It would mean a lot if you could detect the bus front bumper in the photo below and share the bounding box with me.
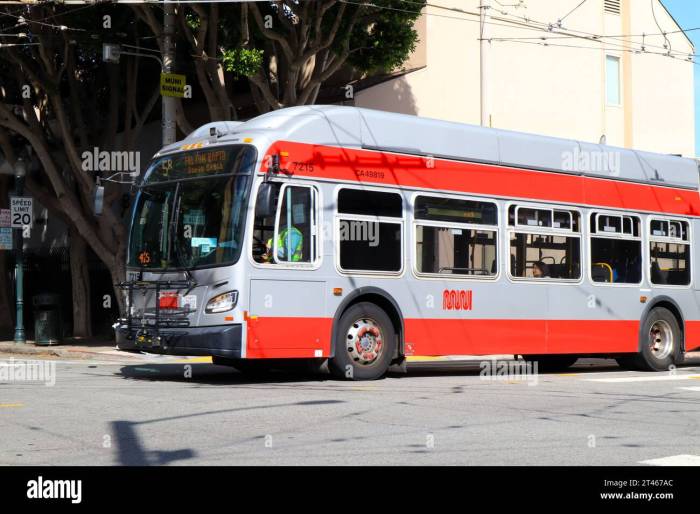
[115,324,243,358]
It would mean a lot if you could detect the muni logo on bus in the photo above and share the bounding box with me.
[443,289,473,311]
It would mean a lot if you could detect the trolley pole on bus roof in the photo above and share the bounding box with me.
[479,0,490,128]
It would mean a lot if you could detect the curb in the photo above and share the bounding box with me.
[0,343,123,361]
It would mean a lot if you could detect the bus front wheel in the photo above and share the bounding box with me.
[329,302,396,381]
[616,307,682,371]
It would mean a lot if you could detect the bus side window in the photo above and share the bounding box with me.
[509,232,581,280]
[589,213,642,284]
[649,218,690,286]
[337,188,403,273]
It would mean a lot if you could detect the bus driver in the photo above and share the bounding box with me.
[262,226,303,263]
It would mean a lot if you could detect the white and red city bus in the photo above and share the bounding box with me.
[116,106,700,379]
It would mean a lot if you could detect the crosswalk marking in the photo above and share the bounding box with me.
[639,455,700,466]
[587,374,700,383]
[677,386,700,392]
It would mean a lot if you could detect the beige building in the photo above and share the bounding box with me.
[355,0,696,157]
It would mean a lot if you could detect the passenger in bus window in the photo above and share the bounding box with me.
[532,261,550,278]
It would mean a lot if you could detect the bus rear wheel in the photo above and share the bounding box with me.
[329,302,396,381]
[522,354,578,372]
[616,307,682,371]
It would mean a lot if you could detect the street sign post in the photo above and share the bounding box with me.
[0,209,11,250]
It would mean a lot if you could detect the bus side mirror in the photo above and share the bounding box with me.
[94,184,105,216]
[257,182,276,218]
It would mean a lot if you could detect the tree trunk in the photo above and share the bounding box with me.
[69,227,92,337]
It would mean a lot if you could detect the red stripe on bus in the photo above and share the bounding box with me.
[246,317,332,358]
[245,316,700,359]
[684,320,700,352]
[404,318,640,356]
[265,141,700,216]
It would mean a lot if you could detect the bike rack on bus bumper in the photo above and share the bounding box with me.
[116,278,197,351]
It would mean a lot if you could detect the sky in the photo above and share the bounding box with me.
[662,1,700,157]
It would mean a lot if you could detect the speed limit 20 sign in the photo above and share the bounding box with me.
[10,196,33,228]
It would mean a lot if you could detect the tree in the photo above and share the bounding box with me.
[0,5,161,335]
[132,0,424,126]
[0,1,425,337]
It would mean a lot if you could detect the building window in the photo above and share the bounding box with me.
[337,188,403,273]
[606,55,621,106]
[649,218,690,286]
[604,0,621,15]
[589,213,642,284]
[414,195,498,277]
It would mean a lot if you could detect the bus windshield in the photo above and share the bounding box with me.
[128,145,256,270]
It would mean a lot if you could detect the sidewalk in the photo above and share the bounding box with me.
[0,339,139,361]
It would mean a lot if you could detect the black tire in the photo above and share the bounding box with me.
[617,307,682,371]
[329,302,396,381]
[522,354,578,372]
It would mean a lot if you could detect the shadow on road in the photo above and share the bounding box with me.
[110,399,346,464]
[115,355,700,385]
[117,362,331,385]
[111,420,196,465]
[405,356,700,378]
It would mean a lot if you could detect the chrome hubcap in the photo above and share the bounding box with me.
[648,320,673,360]
[346,318,384,365]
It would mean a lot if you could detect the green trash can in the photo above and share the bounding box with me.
[33,293,63,346]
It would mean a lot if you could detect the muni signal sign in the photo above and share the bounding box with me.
[160,73,187,98]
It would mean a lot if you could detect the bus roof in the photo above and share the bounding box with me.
[165,105,700,190]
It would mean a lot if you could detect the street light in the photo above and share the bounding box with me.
[14,157,26,344]
[101,42,175,146]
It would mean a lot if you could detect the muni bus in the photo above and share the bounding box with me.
[115,105,700,380]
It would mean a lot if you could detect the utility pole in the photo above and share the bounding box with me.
[162,1,177,146]
[13,157,26,344]
[479,0,490,127]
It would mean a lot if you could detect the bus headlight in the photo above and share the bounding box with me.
[205,291,238,313]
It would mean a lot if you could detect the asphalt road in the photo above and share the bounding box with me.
[2,354,700,466]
